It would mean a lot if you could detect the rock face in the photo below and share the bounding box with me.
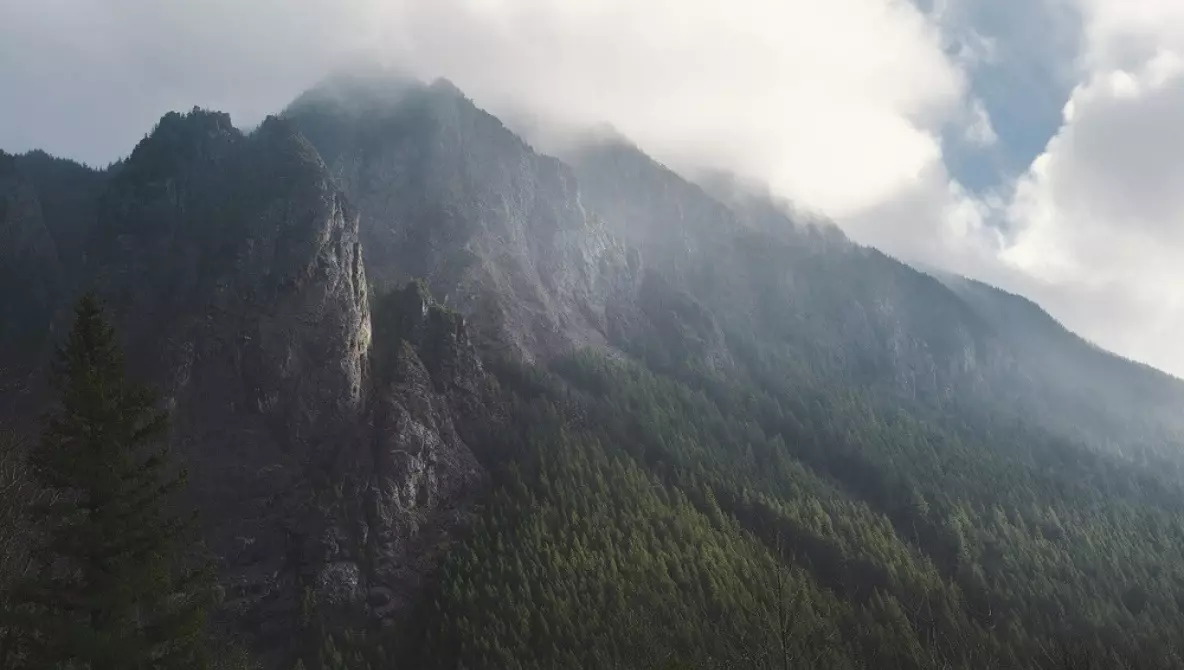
[74,110,372,656]
[90,110,370,462]
[354,282,487,625]
[256,282,490,666]
[285,74,639,361]
[0,104,499,665]
[66,108,499,666]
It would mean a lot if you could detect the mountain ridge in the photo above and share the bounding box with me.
[5,74,1184,668]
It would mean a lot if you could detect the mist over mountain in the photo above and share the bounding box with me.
[4,72,1184,668]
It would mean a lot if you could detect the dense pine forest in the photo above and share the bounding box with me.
[398,343,1184,668]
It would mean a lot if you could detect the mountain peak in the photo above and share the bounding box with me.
[142,107,238,150]
[285,69,423,120]
[112,107,241,192]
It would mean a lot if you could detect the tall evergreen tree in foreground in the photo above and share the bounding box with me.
[2,293,215,669]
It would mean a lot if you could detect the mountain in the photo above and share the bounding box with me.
[77,109,373,661]
[4,74,1184,668]
[563,136,1184,459]
[0,108,495,667]
[283,74,639,362]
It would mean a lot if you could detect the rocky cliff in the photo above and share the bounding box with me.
[285,74,640,361]
[33,108,493,665]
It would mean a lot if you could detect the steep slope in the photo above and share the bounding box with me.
[64,109,493,665]
[80,109,371,656]
[283,74,639,361]
[517,134,1184,666]
[561,137,1184,452]
[941,275,1184,460]
[562,137,1009,399]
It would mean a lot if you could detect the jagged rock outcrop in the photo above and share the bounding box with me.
[353,282,488,624]
[285,74,640,361]
[265,283,492,667]
[73,109,373,659]
[47,108,495,665]
[0,103,502,665]
[88,108,369,473]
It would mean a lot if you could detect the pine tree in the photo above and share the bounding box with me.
[3,293,215,669]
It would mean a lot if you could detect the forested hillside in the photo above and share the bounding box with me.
[3,73,1184,668]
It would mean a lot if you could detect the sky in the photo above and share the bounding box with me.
[2,0,1184,376]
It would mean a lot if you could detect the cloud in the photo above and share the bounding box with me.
[6,0,1184,377]
[1,0,978,219]
[380,0,973,218]
[1078,0,1184,70]
[925,0,1082,191]
[863,0,1184,377]
[963,98,999,146]
[842,161,1003,275]
[998,15,1184,374]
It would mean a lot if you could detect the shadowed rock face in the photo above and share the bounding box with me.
[76,110,371,654]
[352,282,489,628]
[83,111,368,497]
[55,109,491,664]
[0,102,506,665]
[285,74,640,361]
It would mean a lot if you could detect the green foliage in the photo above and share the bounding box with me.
[1,294,217,669]
[388,339,1184,668]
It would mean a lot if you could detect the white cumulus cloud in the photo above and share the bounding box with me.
[0,0,979,220]
[7,0,1184,376]
[992,1,1184,374]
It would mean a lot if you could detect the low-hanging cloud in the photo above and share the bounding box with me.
[2,0,973,220]
[382,0,971,218]
[5,0,1184,375]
